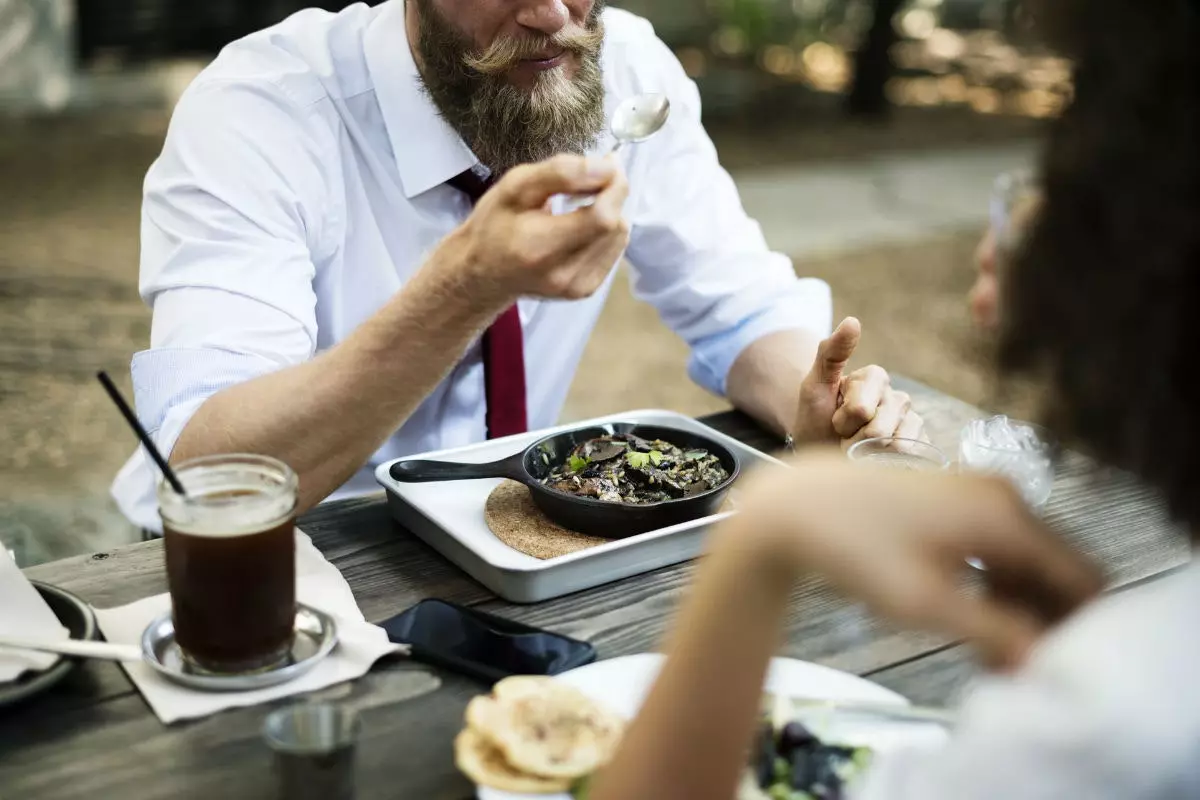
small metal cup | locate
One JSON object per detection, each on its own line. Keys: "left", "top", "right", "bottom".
{"left": 263, "top": 702, "right": 360, "bottom": 800}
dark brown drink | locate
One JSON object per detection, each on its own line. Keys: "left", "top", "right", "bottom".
{"left": 158, "top": 456, "right": 298, "bottom": 674}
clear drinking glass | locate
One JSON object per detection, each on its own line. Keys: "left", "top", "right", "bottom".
{"left": 157, "top": 454, "right": 299, "bottom": 674}
{"left": 845, "top": 437, "right": 950, "bottom": 471}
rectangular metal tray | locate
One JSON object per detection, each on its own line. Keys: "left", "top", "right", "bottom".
{"left": 374, "top": 409, "right": 781, "bottom": 603}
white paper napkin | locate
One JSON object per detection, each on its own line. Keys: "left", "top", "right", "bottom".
{"left": 0, "top": 548, "right": 71, "bottom": 682}
{"left": 94, "top": 529, "right": 403, "bottom": 724}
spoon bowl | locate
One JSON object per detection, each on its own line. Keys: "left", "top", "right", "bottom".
{"left": 609, "top": 92, "right": 671, "bottom": 149}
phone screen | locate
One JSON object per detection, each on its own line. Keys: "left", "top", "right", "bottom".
{"left": 380, "top": 599, "right": 597, "bottom": 683}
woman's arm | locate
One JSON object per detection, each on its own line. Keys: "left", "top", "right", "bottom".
{"left": 587, "top": 516, "right": 793, "bottom": 800}
{"left": 588, "top": 453, "right": 1102, "bottom": 800}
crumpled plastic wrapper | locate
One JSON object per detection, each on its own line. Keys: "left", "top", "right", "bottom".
{"left": 959, "top": 415, "right": 1055, "bottom": 510}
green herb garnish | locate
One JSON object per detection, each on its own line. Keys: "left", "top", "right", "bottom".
{"left": 625, "top": 451, "right": 650, "bottom": 469}
{"left": 648, "top": 449, "right": 663, "bottom": 466}
{"left": 568, "top": 455, "right": 589, "bottom": 473}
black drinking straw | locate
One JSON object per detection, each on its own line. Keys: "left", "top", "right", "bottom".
{"left": 96, "top": 370, "right": 187, "bottom": 496}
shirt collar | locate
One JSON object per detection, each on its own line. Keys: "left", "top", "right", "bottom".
{"left": 364, "top": 0, "right": 479, "bottom": 199}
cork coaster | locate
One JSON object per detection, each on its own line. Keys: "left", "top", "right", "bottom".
{"left": 484, "top": 481, "right": 611, "bottom": 560}
{"left": 483, "top": 480, "right": 736, "bottom": 561}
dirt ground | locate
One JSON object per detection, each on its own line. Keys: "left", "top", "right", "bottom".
{"left": 0, "top": 105, "right": 1037, "bottom": 566}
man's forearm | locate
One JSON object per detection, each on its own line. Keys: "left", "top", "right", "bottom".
{"left": 170, "top": 233, "right": 509, "bottom": 512}
{"left": 725, "top": 329, "right": 821, "bottom": 438}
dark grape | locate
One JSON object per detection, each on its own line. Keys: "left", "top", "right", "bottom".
{"left": 778, "top": 721, "right": 818, "bottom": 753}
{"left": 790, "top": 747, "right": 817, "bottom": 790}
{"left": 810, "top": 751, "right": 845, "bottom": 796}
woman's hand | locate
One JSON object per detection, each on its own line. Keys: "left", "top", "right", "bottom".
{"left": 738, "top": 450, "right": 1104, "bottom": 670}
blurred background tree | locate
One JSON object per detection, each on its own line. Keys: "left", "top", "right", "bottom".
{"left": 848, "top": 0, "right": 903, "bottom": 117}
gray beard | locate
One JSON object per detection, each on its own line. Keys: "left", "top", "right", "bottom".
{"left": 413, "top": 1, "right": 607, "bottom": 174}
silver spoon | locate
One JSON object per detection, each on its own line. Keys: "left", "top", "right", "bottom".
{"left": 607, "top": 92, "right": 671, "bottom": 154}
{"left": 562, "top": 92, "right": 671, "bottom": 211}
{"left": 0, "top": 634, "right": 142, "bottom": 662}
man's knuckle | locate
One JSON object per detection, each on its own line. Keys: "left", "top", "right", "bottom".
{"left": 506, "top": 163, "right": 534, "bottom": 186}
{"left": 593, "top": 211, "right": 619, "bottom": 234}
{"left": 564, "top": 282, "right": 593, "bottom": 301}
{"left": 548, "top": 154, "right": 576, "bottom": 178}
{"left": 514, "top": 243, "right": 538, "bottom": 269}
{"left": 863, "top": 419, "right": 892, "bottom": 439}
{"left": 543, "top": 270, "right": 574, "bottom": 296}
{"left": 520, "top": 242, "right": 554, "bottom": 271}
{"left": 846, "top": 403, "right": 873, "bottom": 423}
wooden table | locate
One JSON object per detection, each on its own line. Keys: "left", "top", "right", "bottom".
{"left": 0, "top": 378, "right": 1189, "bottom": 799}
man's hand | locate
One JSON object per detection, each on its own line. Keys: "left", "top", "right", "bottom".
{"left": 792, "top": 317, "right": 926, "bottom": 448}
{"left": 450, "top": 153, "right": 631, "bottom": 305}
{"left": 739, "top": 451, "right": 1104, "bottom": 670}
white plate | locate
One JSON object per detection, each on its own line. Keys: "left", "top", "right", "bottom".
{"left": 475, "top": 653, "right": 950, "bottom": 800}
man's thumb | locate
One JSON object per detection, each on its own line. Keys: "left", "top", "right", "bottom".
{"left": 813, "top": 317, "right": 861, "bottom": 386}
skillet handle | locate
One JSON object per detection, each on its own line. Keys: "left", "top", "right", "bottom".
{"left": 389, "top": 452, "right": 527, "bottom": 484}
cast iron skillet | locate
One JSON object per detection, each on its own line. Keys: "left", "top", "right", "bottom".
{"left": 389, "top": 422, "right": 741, "bottom": 539}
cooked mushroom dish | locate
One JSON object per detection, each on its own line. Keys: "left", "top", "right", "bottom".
{"left": 539, "top": 433, "right": 730, "bottom": 504}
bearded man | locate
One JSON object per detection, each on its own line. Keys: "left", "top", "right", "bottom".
{"left": 112, "top": 0, "right": 925, "bottom": 531}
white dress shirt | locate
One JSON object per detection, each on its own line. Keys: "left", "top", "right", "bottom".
{"left": 110, "top": 0, "right": 832, "bottom": 531}
{"left": 853, "top": 557, "right": 1200, "bottom": 800}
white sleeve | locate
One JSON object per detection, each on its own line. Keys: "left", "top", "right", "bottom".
{"left": 620, "top": 22, "right": 832, "bottom": 397}
{"left": 851, "top": 574, "right": 1200, "bottom": 800}
{"left": 130, "top": 77, "right": 337, "bottom": 458}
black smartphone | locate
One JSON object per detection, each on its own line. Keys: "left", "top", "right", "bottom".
{"left": 379, "top": 598, "right": 597, "bottom": 684}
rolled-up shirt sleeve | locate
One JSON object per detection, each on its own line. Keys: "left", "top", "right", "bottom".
{"left": 131, "top": 77, "right": 335, "bottom": 456}
{"left": 113, "top": 77, "right": 335, "bottom": 528}
{"left": 622, "top": 24, "right": 832, "bottom": 397}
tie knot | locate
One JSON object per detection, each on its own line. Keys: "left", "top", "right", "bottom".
{"left": 448, "top": 169, "right": 493, "bottom": 204}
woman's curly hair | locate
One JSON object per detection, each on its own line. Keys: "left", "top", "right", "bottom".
{"left": 999, "top": 0, "right": 1200, "bottom": 529}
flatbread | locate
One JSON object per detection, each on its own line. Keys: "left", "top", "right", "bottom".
{"left": 454, "top": 728, "right": 572, "bottom": 794}
{"left": 484, "top": 480, "right": 611, "bottom": 559}
{"left": 466, "top": 675, "right": 625, "bottom": 780}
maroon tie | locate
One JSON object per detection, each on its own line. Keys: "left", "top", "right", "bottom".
{"left": 447, "top": 170, "right": 528, "bottom": 439}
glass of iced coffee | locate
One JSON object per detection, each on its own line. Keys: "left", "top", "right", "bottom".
{"left": 157, "top": 454, "right": 298, "bottom": 675}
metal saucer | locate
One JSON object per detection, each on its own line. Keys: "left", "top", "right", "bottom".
{"left": 140, "top": 604, "right": 338, "bottom": 692}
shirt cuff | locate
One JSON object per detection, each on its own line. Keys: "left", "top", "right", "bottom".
{"left": 130, "top": 346, "right": 284, "bottom": 434}
{"left": 110, "top": 394, "right": 210, "bottom": 534}
{"left": 113, "top": 346, "right": 286, "bottom": 532}
{"left": 687, "top": 279, "right": 833, "bottom": 396}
